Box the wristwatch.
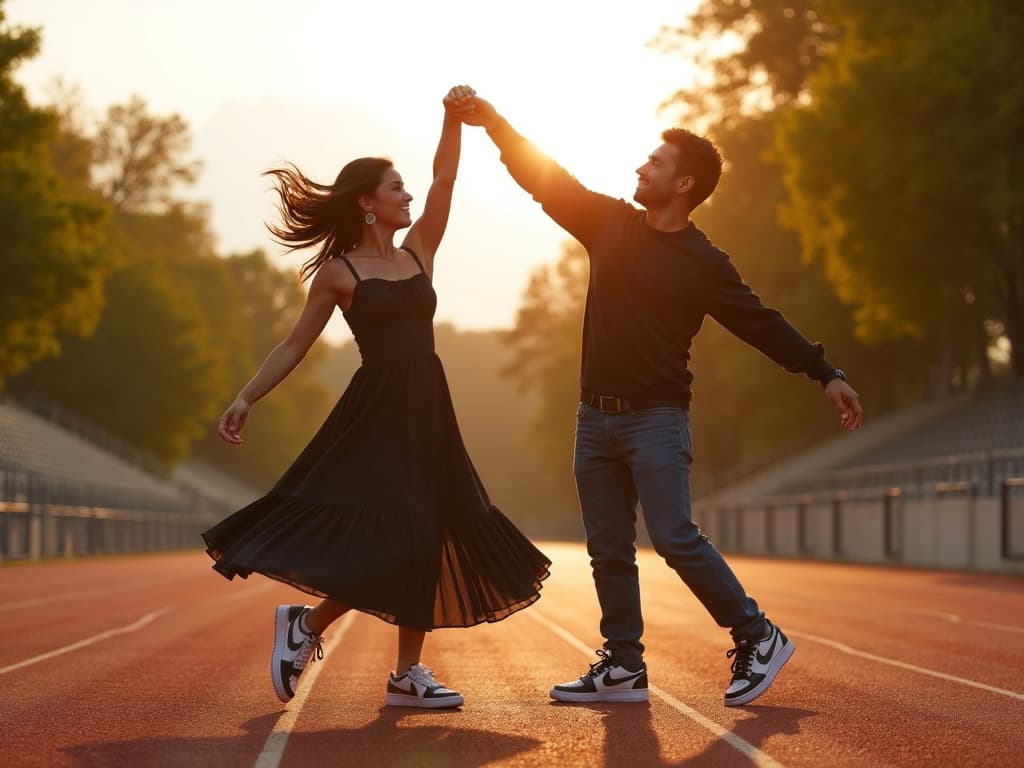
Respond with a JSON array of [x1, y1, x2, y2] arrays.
[[823, 368, 847, 388]]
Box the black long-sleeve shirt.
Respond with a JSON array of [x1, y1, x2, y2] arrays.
[[487, 120, 836, 409]]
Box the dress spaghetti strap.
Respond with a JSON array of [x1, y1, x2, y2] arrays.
[[402, 247, 426, 275], [339, 255, 362, 282]]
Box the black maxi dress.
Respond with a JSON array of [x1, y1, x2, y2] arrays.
[[202, 250, 550, 630]]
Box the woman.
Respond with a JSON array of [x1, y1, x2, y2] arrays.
[[202, 85, 550, 709]]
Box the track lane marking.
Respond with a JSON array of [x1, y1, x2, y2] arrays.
[[0, 608, 170, 675], [216, 582, 276, 603], [528, 609, 787, 768], [0, 578, 188, 612], [254, 611, 357, 768], [904, 609, 1024, 635], [788, 630, 1024, 701]]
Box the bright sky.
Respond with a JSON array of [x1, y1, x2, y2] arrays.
[[9, 0, 700, 342]]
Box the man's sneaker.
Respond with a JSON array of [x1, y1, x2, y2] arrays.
[[724, 622, 794, 706], [550, 649, 649, 703], [271, 604, 323, 703], [385, 663, 464, 708]]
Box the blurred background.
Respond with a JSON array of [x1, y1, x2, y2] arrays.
[[2, 0, 1022, 569]]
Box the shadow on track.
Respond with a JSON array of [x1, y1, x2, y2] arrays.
[[556, 701, 815, 767], [62, 708, 541, 768]]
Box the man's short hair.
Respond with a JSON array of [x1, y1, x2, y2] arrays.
[[661, 128, 723, 209]]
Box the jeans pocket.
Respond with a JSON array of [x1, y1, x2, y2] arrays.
[[577, 402, 589, 419]]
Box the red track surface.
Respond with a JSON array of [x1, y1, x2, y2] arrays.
[[1, 543, 1021, 767]]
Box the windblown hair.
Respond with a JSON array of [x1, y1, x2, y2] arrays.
[[661, 129, 723, 210], [264, 157, 394, 282]]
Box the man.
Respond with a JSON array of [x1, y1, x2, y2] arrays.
[[454, 93, 863, 707]]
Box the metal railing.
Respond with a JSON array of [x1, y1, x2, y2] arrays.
[[0, 468, 220, 562], [780, 448, 1024, 498], [697, 477, 1024, 566]]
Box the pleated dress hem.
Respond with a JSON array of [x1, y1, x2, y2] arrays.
[[202, 491, 551, 631]]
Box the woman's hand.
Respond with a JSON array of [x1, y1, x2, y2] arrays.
[[443, 84, 476, 116], [218, 397, 251, 445]]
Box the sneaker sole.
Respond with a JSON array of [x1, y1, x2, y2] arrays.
[[271, 605, 293, 703], [550, 688, 649, 703], [724, 640, 795, 707], [385, 692, 464, 709]]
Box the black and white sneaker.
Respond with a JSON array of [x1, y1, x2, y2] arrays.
[[724, 622, 794, 706], [271, 604, 323, 703], [385, 663, 464, 709], [550, 649, 649, 703]]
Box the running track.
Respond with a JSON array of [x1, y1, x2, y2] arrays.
[[1, 543, 1021, 767]]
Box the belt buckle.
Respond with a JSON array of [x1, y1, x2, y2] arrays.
[[599, 394, 623, 414]]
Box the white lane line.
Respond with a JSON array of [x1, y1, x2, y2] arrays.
[[905, 609, 1024, 635], [788, 630, 1024, 702], [528, 610, 787, 768], [254, 611, 357, 768], [0, 579, 185, 612], [0, 608, 170, 676], [217, 582, 276, 604]]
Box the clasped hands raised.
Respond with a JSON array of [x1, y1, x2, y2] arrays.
[[443, 84, 498, 129]]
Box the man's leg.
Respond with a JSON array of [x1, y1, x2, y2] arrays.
[[573, 403, 645, 659], [622, 408, 767, 640]]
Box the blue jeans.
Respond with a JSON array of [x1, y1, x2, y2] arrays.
[[573, 403, 768, 656]]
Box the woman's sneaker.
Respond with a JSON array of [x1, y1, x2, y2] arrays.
[[271, 604, 323, 703], [550, 649, 649, 703], [724, 621, 795, 706], [385, 663, 464, 708]]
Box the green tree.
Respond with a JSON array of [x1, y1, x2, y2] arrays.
[[502, 242, 588, 513], [12, 96, 231, 464], [0, 8, 109, 384], [655, 0, 839, 122], [190, 250, 334, 487], [776, 0, 1024, 380], [13, 264, 222, 461], [94, 94, 201, 214]]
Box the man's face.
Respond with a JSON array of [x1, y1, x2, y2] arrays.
[[634, 143, 690, 208]]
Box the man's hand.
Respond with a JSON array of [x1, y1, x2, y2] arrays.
[[451, 94, 500, 131], [443, 84, 476, 115], [825, 378, 863, 431]]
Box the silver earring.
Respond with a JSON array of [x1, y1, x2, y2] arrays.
[[364, 212, 376, 225]]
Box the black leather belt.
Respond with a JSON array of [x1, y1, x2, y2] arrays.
[[580, 389, 686, 414], [581, 391, 630, 413]]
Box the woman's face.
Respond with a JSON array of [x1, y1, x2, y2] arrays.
[[366, 168, 413, 229]]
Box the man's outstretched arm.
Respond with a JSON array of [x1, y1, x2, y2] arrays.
[[707, 256, 864, 432], [455, 94, 615, 245]]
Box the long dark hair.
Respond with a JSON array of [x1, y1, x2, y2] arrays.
[[263, 157, 393, 282]]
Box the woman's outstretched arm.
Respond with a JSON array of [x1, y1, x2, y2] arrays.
[[218, 261, 345, 444], [402, 85, 473, 270]]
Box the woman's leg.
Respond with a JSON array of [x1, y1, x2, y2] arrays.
[[395, 626, 426, 673], [303, 598, 350, 635]]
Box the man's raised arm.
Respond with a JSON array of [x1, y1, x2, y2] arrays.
[[454, 93, 614, 246]]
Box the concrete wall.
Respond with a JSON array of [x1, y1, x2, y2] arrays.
[[696, 487, 1024, 574]]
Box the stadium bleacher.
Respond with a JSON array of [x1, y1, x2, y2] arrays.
[[707, 381, 1024, 503], [0, 398, 257, 520]]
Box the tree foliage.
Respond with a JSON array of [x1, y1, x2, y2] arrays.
[[190, 250, 334, 487], [655, 0, 840, 123], [94, 94, 201, 214], [502, 242, 588, 511], [776, 0, 1024, 379], [0, 8, 110, 384]]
